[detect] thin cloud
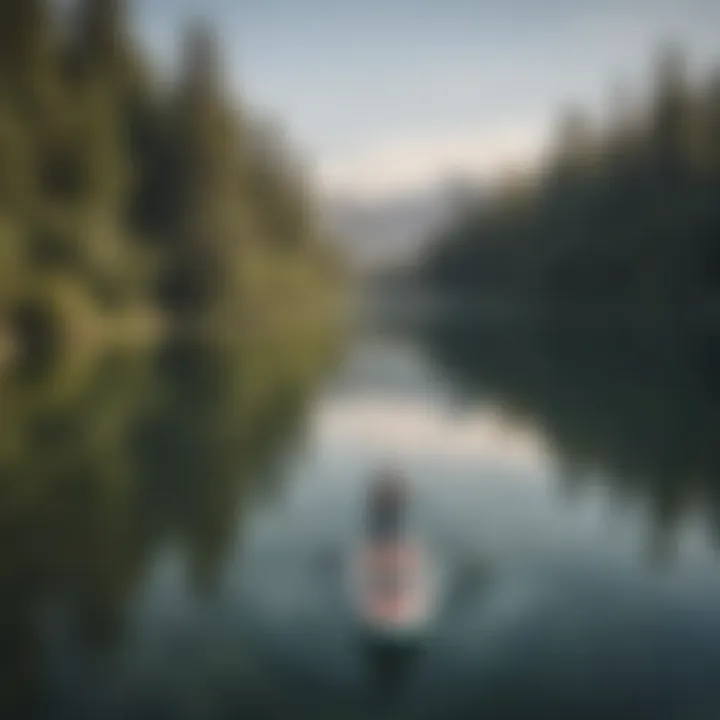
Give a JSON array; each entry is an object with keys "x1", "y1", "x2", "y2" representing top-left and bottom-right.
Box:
[{"x1": 318, "y1": 122, "x2": 550, "y2": 199}]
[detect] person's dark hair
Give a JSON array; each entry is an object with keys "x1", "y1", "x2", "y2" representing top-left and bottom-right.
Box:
[{"x1": 369, "y1": 467, "x2": 406, "y2": 506}]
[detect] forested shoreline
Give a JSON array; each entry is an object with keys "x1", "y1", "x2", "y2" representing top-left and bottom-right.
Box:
[
  {"x1": 0, "y1": 0, "x2": 341, "y2": 368},
  {"x1": 422, "y1": 46, "x2": 720, "y2": 318}
]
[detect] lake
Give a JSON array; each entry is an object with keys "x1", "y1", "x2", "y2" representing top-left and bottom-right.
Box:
[{"x1": 3, "y1": 320, "x2": 720, "y2": 719}]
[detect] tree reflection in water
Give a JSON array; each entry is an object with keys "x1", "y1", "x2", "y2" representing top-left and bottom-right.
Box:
[
  {"x1": 0, "y1": 332, "x2": 336, "y2": 718},
  {"x1": 423, "y1": 321, "x2": 720, "y2": 564}
]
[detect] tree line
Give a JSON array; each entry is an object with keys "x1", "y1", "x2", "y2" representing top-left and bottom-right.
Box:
[
  {"x1": 0, "y1": 0, "x2": 340, "y2": 365},
  {"x1": 422, "y1": 45, "x2": 720, "y2": 318}
]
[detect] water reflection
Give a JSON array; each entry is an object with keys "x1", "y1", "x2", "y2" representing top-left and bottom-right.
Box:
[
  {"x1": 314, "y1": 397, "x2": 552, "y2": 471},
  {"x1": 6, "y1": 325, "x2": 720, "y2": 718},
  {"x1": 422, "y1": 322, "x2": 720, "y2": 563},
  {"x1": 363, "y1": 640, "x2": 423, "y2": 705},
  {"x1": 0, "y1": 335, "x2": 334, "y2": 718}
]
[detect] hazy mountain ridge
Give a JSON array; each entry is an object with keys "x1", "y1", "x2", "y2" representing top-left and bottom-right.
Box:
[{"x1": 323, "y1": 176, "x2": 485, "y2": 270}]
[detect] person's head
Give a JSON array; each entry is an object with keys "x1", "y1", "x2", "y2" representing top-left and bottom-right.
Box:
[{"x1": 370, "y1": 467, "x2": 405, "y2": 502}]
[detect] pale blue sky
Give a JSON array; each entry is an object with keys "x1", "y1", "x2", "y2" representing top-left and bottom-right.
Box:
[{"x1": 135, "y1": 0, "x2": 720, "y2": 198}]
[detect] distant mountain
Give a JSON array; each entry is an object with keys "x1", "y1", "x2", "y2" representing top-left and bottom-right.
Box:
[{"x1": 322, "y1": 176, "x2": 485, "y2": 272}]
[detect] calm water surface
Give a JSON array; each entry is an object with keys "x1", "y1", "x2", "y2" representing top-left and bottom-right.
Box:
[{"x1": 5, "y1": 325, "x2": 720, "y2": 719}]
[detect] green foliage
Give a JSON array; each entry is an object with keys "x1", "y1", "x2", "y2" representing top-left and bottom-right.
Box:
[
  {"x1": 423, "y1": 46, "x2": 720, "y2": 316},
  {"x1": 0, "y1": 0, "x2": 339, "y2": 362},
  {"x1": 0, "y1": 5, "x2": 341, "y2": 711}
]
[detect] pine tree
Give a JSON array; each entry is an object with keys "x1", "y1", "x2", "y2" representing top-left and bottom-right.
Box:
[
  {"x1": 162, "y1": 22, "x2": 242, "y2": 315},
  {"x1": 706, "y1": 70, "x2": 720, "y2": 174},
  {"x1": 71, "y1": 0, "x2": 127, "y2": 79},
  {"x1": 0, "y1": 0, "x2": 53, "y2": 102},
  {"x1": 550, "y1": 106, "x2": 597, "y2": 188},
  {"x1": 0, "y1": 0, "x2": 338, "y2": 353},
  {"x1": 651, "y1": 43, "x2": 696, "y2": 179}
]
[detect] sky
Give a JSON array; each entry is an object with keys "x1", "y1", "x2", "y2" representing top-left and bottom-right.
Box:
[{"x1": 135, "y1": 0, "x2": 720, "y2": 200}]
